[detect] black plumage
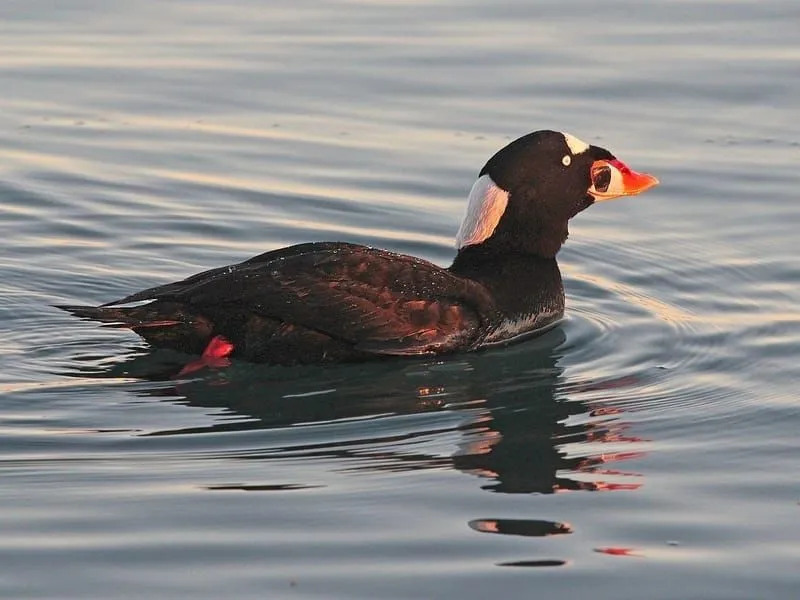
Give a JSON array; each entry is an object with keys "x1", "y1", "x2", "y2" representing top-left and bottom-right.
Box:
[{"x1": 60, "y1": 130, "x2": 657, "y2": 365}]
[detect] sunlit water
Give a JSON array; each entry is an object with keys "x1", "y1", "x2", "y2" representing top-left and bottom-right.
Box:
[{"x1": 1, "y1": 1, "x2": 798, "y2": 598}]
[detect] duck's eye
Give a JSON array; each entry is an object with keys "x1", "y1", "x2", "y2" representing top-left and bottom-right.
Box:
[
  {"x1": 591, "y1": 164, "x2": 611, "y2": 192},
  {"x1": 562, "y1": 155, "x2": 571, "y2": 167}
]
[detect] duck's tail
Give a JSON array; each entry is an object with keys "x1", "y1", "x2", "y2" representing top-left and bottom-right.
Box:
[
  {"x1": 55, "y1": 304, "x2": 182, "y2": 329},
  {"x1": 56, "y1": 302, "x2": 214, "y2": 355}
]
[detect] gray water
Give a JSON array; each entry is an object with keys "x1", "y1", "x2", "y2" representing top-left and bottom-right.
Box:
[{"x1": 1, "y1": 1, "x2": 798, "y2": 598}]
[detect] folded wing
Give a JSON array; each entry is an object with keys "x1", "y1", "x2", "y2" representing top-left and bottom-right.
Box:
[{"x1": 104, "y1": 242, "x2": 496, "y2": 356}]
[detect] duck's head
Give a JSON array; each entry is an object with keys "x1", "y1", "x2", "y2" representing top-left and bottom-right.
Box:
[{"x1": 455, "y1": 130, "x2": 659, "y2": 258}]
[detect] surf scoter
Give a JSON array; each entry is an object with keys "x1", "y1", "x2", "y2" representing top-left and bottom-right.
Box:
[{"x1": 60, "y1": 130, "x2": 658, "y2": 367}]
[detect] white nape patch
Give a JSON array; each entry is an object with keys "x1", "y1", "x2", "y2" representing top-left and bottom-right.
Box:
[
  {"x1": 455, "y1": 174, "x2": 509, "y2": 249},
  {"x1": 563, "y1": 132, "x2": 589, "y2": 155}
]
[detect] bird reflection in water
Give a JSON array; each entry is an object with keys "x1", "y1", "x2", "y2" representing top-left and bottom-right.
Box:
[
  {"x1": 63, "y1": 311, "x2": 648, "y2": 565},
  {"x1": 64, "y1": 321, "x2": 646, "y2": 494}
]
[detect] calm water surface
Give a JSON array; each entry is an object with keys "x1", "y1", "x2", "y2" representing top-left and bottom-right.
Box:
[{"x1": 1, "y1": 1, "x2": 798, "y2": 598}]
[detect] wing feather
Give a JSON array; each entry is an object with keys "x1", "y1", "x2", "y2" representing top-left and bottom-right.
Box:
[{"x1": 104, "y1": 242, "x2": 496, "y2": 355}]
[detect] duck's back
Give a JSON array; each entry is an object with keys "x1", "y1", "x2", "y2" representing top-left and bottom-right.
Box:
[{"x1": 64, "y1": 242, "x2": 497, "y2": 364}]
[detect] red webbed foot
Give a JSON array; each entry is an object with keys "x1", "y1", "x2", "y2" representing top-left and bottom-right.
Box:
[{"x1": 176, "y1": 335, "x2": 235, "y2": 377}]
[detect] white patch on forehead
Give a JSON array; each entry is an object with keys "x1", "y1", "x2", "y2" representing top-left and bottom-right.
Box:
[
  {"x1": 455, "y1": 174, "x2": 509, "y2": 249},
  {"x1": 562, "y1": 132, "x2": 589, "y2": 155}
]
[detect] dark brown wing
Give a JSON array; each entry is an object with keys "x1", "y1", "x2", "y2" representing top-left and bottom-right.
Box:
[{"x1": 104, "y1": 242, "x2": 497, "y2": 356}]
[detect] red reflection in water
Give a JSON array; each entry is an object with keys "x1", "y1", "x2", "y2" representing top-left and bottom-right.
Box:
[{"x1": 594, "y1": 547, "x2": 641, "y2": 557}]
